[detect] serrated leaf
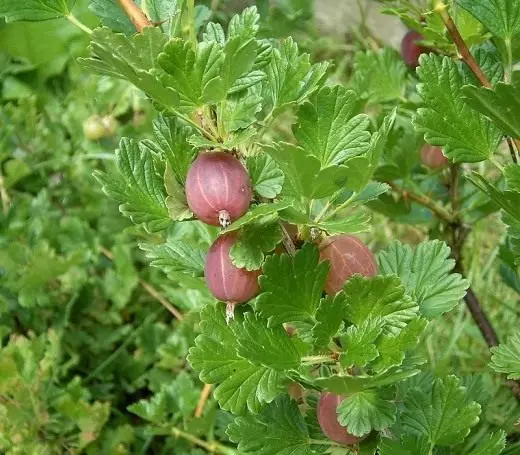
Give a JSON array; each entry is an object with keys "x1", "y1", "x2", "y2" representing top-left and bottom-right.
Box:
[
  {"x1": 220, "y1": 36, "x2": 258, "y2": 93},
  {"x1": 220, "y1": 91, "x2": 262, "y2": 132},
  {"x1": 264, "y1": 143, "x2": 351, "y2": 199},
  {"x1": 371, "y1": 317, "x2": 428, "y2": 373},
  {"x1": 316, "y1": 368, "x2": 421, "y2": 394},
  {"x1": 489, "y1": 331, "x2": 520, "y2": 379},
  {"x1": 256, "y1": 244, "x2": 329, "y2": 326},
  {"x1": 377, "y1": 240, "x2": 470, "y2": 319},
  {"x1": 159, "y1": 39, "x2": 225, "y2": 109},
  {"x1": 351, "y1": 48, "x2": 407, "y2": 103},
  {"x1": 0, "y1": 0, "x2": 74, "y2": 21},
  {"x1": 312, "y1": 293, "x2": 348, "y2": 349},
  {"x1": 94, "y1": 138, "x2": 170, "y2": 232},
  {"x1": 462, "y1": 82, "x2": 520, "y2": 139},
  {"x1": 401, "y1": 375, "x2": 481, "y2": 446},
  {"x1": 378, "y1": 435, "x2": 431, "y2": 455},
  {"x1": 139, "y1": 236, "x2": 205, "y2": 277},
  {"x1": 228, "y1": 6, "x2": 260, "y2": 39},
  {"x1": 234, "y1": 312, "x2": 302, "y2": 370},
  {"x1": 223, "y1": 201, "x2": 291, "y2": 233},
  {"x1": 89, "y1": 0, "x2": 134, "y2": 34},
  {"x1": 230, "y1": 218, "x2": 282, "y2": 270},
  {"x1": 164, "y1": 163, "x2": 192, "y2": 221},
  {"x1": 188, "y1": 304, "x2": 286, "y2": 414},
  {"x1": 340, "y1": 317, "x2": 384, "y2": 367},
  {"x1": 294, "y1": 85, "x2": 371, "y2": 166},
  {"x1": 413, "y1": 54, "x2": 501, "y2": 163},
  {"x1": 456, "y1": 0, "x2": 520, "y2": 40},
  {"x1": 263, "y1": 37, "x2": 329, "y2": 114},
  {"x1": 344, "y1": 276, "x2": 419, "y2": 335},
  {"x1": 140, "y1": 115, "x2": 196, "y2": 184},
  {"x1": 247, "y1": 154, "x2": 284, "y2": 199},
  {"x1": 337, "y1": 390, "x2": 396, "y2": 437},
  {"x1": 79, "y1": 27, "x2": 178, "y2": 108},
  {"x1": 227, "y1": 396, "x2": 313, "y2": 455},
  {"x1": 315, "y1": 211, "x2": 372, "y2": 235},
  {"x1": 467, "y1": 430, "x2": 507, "y2": 455}
]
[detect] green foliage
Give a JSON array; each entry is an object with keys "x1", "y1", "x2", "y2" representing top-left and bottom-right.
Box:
[
  {"x1": 414, "y1": 54, "x2": 502, "y2": 163},
  {"x1": 0, "y1": 0, "x2": 75, "y2": 22},
  {"x1": 490, "y1": 332, "x2": 520, "y2": 379}
]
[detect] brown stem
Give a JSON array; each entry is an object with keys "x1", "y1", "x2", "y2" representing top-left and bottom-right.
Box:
[
  {"x1": 388, "y1": 181, "x2": 455, "y2": 224},
  {"x1": 463, "y1": 287, "x2": 499, "y2": 347},
  {"x1": 279, "y1": 221, "x2": 296, "y2": 256},
  {"x1": 506, "y1": 138, "x2": 519, "y2": 164},
  {"x1": 195, "y1": 383, "x2": 213, "y2": 418},
  {"x1": 118, "y1": 0, "x2": 152, "y2": 32},
  {"x1": 435, "y1": 1, "x2": 491, "y2": 88},
  {"x1": 100, "y1": 247, "x2": 184, "y2": 320}
]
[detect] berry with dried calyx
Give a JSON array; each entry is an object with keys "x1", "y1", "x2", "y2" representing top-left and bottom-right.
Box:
[
  {"x1": 204, "y1": 233, "x2": 260, "y2": 321},
  {"x1": 185, "y1": 151, "x2": 252, "y2": 227}
]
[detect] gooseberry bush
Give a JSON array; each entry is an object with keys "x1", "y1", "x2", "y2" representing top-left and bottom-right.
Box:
[{"x1": 2, "y1": 0, "x2": 520, "y2": 453}]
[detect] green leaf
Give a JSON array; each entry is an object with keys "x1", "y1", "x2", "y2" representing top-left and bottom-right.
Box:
[
  {"x1": 489, "y1": 331, "x2": 520, "y2": 379},
  {"x1": 467, "y1": 430, "x2": 507, "y2": 455},
  {"x1": 220, "y1": 91, "x2": 262, "y2": 132},
  {"x1": 263, "y1": 37, "x2": 329, "y2": 114},
  {"x1": 140, "y1": 115, "x2": 196, "y2": 184},
  {"x1": 312, "y1": 293, "x2": 348, "y2": 349},
  {"x1": 188, "y1": 304, "x2": 286, "y2": 414},
  {"x1": 264, "y1": 143, "x2": 351, "y2": 199},
  {"x1": 462, "y1": 82, "x2": 520, "y2": 139},
  {"x1": 315, "y1": 211, "x2": 372, "y2": 235},
  {"x1": 377, "y1": 240, "x2": 470, "y2": 319},
  {"x1": 164, "y1": 163, "x2": 193, "y2": 221},
  {"x1": 256, "y1": 244, "x2": 329, "y2": 326},
  {"x1": 228, "y1": 6, "x2": 260, "y2": 39},
  {"x1": 293, "y1": 85, "x2": 370, "y2": 166},
  {"x1": 378, "y1": 436, "x2": 430, "y2": 455},
  {"x1": 227, "y1": 396, "x2": 313, "y2": 455},
  {"x1": 0, "y1": 0, "x2": 74, "y2": 21},
  {"x1": 94, "y1": 138, "x2": 170, "y2": 232},
  {"x1": 234, "y1": 312, "x2": 302, "y2": 370},
  {"x1": 413, "y1": 54, "x2": 501, "y2": 163},
  {"x1": 89, "y1": 0, "x2": 134, "y2": 34},
  {"x1": 467, "y1": 172, "x2": 520, "y2": 223},
  {"x1": 223, "y1": 201, "x2": 291, "y2": 233},
  {"x1": 246, "y1": 154, "x2": 284, "y2": 199},
  {"x1": 79, "y1": 27, "x2": 178, "y2": 108},
  {"x1": 337, "y1": 390, "x2": 396, "y2": 437},
  {"x1": 461, "y1": 43, "x2": 504, "y2": 87},
  {"x1": 139, "y1": 238, "x2": 205, "y2": 277},
  {"x1": 230, "y1": 218, "x2": 282, "y2": 270},
  {"x1": 159, "y1": 39, "x2": 225, "y2": 109},
  {"x1": 340, "y1": 317, "x2": 384, "y2": 367},
  {"x1": 351, "y1": 48, "x2": 407, "y2": 103},
  {"x1": 371, "y1": 317, "x2": 428, "y2": 373},
  {"x1": 344, "y1": 276, "x2": 419, "y2": 335},
  {"x1": 220, "y1": 36, "x2": 258, "y2": 93},
  {"x1": 402, "y1": 375, "x2": 481, "y2": 446},
  {"x1": 456, "y1": 0, "x2": 520, "y2": 40}
]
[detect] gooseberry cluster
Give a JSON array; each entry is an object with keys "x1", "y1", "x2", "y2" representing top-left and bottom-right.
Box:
[{"x1": 185, "y1": 150, "x2": 378, "y2": 445}]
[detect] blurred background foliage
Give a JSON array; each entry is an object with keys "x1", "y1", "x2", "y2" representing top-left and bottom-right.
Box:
[{"x1": 1, "y1": 0, "x2": 520, "y2": 453}]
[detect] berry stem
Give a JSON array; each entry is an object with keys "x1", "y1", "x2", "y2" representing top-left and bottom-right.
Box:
[
  {"x1": 434, "y1": 1, "x2": 491, "y2": 89},
  {"x1": 172, "y1": 426, "x2": 238, "y2": 454},
  {"x1": 279, "y1": 221, "x2": 297, "y2": 256},
  {"x1": 387, "y1": 181, "x2": 455, "y2": 223},
  {"x1": 195, "y1": 383, "x2": 213, "y2": 418},
  {"x1": 301, "y1": 354, "x2": 336, "y2": 365},
  {"x1": 66, "y1": 14, "x2": 93, "y2": 35}
]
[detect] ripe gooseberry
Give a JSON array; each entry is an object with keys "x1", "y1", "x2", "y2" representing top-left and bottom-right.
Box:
[
  {"x1": 319, "y1": 235, "x2": 377, "y2": 295},
  {"x1": 185, "y1": 152, "x2": 252, "y2": 227},
  {"x1": 400, "y1": 30, "x2": 426, "y2": 68},
  {"x1": 420, "y1": 144, "x2": 449, "y2": 169},
  {"x1": 317, "y1": 392, "x2": 364, "y2": 445},
  {"x1": 204, "y1": 233, "x2": 260, "y2": 320}
]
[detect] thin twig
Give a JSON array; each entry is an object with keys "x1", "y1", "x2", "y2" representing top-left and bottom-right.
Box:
[
  {"x1": 279, "y1": 221, "x2": 296, "y2": 256},
  {"x1": 388, "y1": 181, "x2": 455, "y2": 224},
  {"x1": 506, "y1": 138, "x2": 519, "y2": 164},
  {"x1": 463, "y1": 287, "x2": 499, "y2": 347},
  {"x1": 100, "y1": 247, "x2": 184, "y2": 320},
  {"x1": 118, "y1": 0, "x2": 153, "y2": 32},
  {"x1": 172, "y1": 427, "x2": 238, "y2": 454},
  {"x1": 434, "y1": 1, "x2": 491, "y2": 89},
  {"x1": 195, "y1": 383, "x2": 213, "y2": 418}
]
